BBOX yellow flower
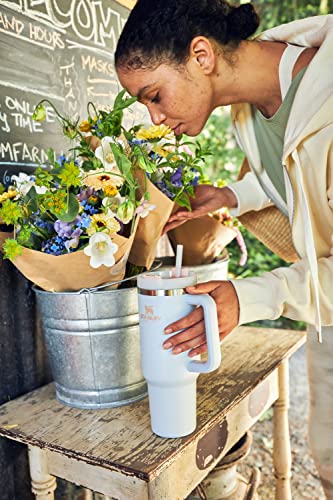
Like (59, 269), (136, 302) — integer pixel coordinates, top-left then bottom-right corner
(104, 185), (118, 197)
(87, 213), (121, 237)
(79, 120), (91, 133)
(154, 144), (173, 158)
(135, 124), (174, 141)
(0, 189), (18, 204)
(79, 116), (98, 133)
(83, 169), (123, 189)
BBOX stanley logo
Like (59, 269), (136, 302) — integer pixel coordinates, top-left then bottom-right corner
(140, 305), (161, 321)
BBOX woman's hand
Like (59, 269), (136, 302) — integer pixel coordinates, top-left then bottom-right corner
(163, 281), (240, 357)
(163, 185), (238, 234)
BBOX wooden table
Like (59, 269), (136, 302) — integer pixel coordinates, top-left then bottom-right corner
(0, 326), (305, 500)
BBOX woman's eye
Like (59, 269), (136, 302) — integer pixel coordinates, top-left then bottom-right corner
(151, 93), (160, 104)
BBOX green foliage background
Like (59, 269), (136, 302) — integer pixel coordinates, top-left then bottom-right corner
(195, 1), (332, 330)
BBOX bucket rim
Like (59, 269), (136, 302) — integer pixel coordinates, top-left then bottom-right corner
(32, 284), (138, 296)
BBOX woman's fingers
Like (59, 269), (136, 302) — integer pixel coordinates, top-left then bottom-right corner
(163, 322), (206, 353)
(188, 331), (230, 357)
(162, 218), (187, 235)
(162, 209), (205, 234)
(164, 306), (203, 335)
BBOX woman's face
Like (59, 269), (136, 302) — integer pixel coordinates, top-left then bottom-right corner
(117, 60), (215, 137)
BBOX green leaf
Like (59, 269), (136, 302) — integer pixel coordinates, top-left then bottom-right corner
(57, 192), (79, 222)
(24, 186), (38, 213)
(114, 89), (137, 111)
(186, 185), (195, 198)
(46, 148), (57, 167)
(109, 142), (133, 181)
(175, 191), (192, 211)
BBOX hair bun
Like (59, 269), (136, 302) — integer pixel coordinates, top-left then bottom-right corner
(226, 3), (260, 41)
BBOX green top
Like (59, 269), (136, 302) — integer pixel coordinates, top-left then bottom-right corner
(252, 67), (307, 203)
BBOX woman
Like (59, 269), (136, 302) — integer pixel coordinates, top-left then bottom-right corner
(115, 1), (333, 495)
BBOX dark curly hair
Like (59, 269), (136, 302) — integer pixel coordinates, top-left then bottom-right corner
(115, 0), (260, 71)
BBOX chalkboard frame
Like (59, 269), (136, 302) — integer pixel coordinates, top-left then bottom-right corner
(116, 0), (136, 8)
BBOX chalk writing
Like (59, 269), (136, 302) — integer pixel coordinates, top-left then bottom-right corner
(0, 0), (147, 177)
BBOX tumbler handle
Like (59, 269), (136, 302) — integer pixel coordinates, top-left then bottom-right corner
(184, 294), (221, 373)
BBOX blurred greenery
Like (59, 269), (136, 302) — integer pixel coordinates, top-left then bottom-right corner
(193, 1), (333, 330)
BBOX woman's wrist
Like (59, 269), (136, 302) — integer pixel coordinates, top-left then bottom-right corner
(219, 186), (238, 210)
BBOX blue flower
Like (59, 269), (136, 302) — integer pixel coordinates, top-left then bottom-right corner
(170, 167), (183, 188)
(42, 236), (66, 255)
(76, 213), (91, 229)
(56, 155), (79, 167)
(56, 155), (67, 167)
(189, 167), (200, 187)
(81, 201), (99, 215)
(156, 181), (175, 199)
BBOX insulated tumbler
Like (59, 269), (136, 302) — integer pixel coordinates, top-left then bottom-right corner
(137, 270), (221, 438)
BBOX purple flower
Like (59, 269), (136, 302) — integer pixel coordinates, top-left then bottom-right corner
(170, 167), (183, 188)
(54, 221), (72, 238)
(64, 232), (81, 252)
(71, 228), (82, 238)
(77, 187), (95, 202)
(54, 220), (74, 238)
(54, 217), (84, 238)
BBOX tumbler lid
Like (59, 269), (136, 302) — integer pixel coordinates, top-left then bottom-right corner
(137, 270), (196, 291)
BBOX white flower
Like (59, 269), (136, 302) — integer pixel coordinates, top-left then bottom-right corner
(117, 200), (136, 224)
(135, 200), (156, 218)
(84, 232), (118, 268)
(12, 172), (47, 195)
(94, 137), (124, 187)
(102, 193), (125, 217)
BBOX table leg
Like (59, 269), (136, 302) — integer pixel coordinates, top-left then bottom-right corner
(82, 489), (94, 500)
(28, 446), (57, 499)
(273, 360), (292, 500)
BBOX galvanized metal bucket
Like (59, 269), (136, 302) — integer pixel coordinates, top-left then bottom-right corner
(33, 286), (147, 409)
(33, 251), (228, 410)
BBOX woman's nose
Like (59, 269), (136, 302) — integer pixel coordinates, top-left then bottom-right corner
(149, 107), (167, 125)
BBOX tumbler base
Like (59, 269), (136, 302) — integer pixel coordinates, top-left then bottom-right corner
(148, 382), (197, 438)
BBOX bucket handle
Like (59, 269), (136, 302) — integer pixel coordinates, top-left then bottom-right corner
(79, 259), (163, 294)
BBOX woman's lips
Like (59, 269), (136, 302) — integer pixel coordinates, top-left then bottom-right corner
(173, 125), (182, 135)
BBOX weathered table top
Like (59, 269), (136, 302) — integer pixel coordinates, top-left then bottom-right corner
(0, 327), (305, 485)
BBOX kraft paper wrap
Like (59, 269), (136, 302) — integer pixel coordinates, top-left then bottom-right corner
(168, 216), (236, 266)
(0, 218), (139, 292)
(237, 159), (299, 263)
(129, 171), (174, 268)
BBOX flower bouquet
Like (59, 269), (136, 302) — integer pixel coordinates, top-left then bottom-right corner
(168, 179), (248, 266)
(0, 90), (154, 292)
(124, 125), (246, 267)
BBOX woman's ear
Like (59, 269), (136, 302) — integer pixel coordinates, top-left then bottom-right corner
(189, 36), (216, 75)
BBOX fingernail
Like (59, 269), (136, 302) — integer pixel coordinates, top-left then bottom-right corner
(173, 347), (182, 354)
(189, 351), (197, 357)
(164, 328), (172, 334)
(163, 341), (172, 349)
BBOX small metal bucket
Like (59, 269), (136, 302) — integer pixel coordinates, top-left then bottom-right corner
(34, 286), (147, 409)
(33, 252), (228, 410)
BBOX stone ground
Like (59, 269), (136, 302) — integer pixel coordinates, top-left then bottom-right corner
(238, 344), (325, 499)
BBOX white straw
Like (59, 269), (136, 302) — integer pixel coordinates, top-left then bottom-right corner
(175, 244), (183, 278)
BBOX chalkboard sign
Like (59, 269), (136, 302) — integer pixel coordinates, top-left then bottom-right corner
(0, 0), (145, 186)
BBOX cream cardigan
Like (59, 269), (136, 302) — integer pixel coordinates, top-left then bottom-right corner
(228, 15), (333, 340)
